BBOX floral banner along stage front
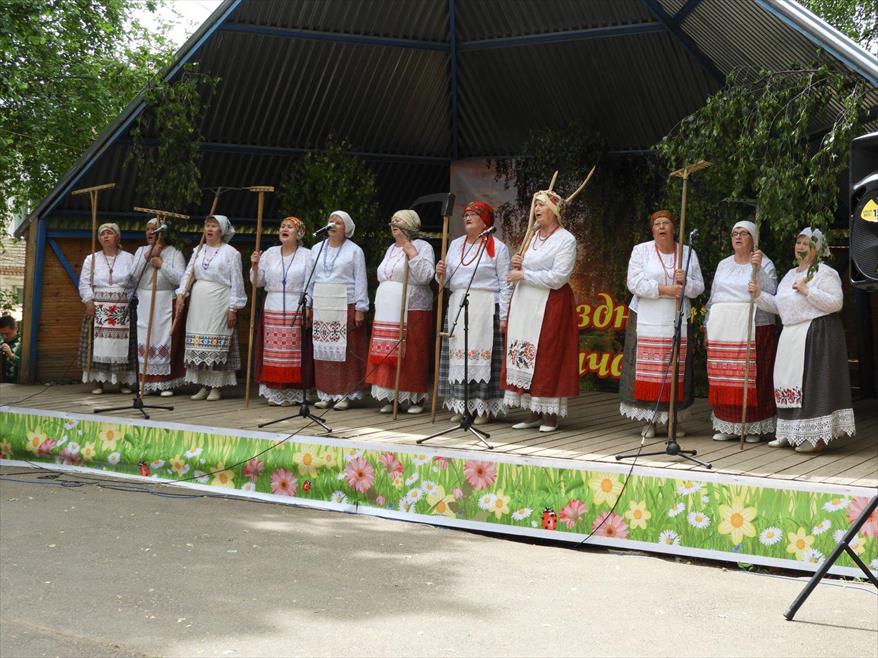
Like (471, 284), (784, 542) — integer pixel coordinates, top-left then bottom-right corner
(1, 407), (875, 578)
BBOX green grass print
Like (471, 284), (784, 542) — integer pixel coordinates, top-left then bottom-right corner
(1, 411), (875, 572)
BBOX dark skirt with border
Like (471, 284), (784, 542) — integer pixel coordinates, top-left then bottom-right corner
(775, 314), (855, 446)
(618, 309), (695, 425)
(438, 304), (505, 417)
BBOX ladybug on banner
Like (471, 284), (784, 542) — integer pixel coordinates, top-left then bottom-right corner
(541, 507), (557, 530)
(138, 461), (151, 477)
(302, 480), (311, 493)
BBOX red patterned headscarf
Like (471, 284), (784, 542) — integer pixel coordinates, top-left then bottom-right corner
(464, 200), (495, 257)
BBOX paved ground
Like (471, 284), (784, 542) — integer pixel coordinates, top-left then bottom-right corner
(1, 467), (876, 657)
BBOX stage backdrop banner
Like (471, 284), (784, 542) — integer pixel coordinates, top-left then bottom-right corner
(2, 407), (875, 578)
(451, 160), (630, 387)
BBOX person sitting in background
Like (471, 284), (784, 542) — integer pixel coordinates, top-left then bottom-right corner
(0, 315), (21, 383)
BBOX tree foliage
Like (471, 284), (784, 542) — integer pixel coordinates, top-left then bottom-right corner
(801, 0), (877, 52)
(0, 0), (174, 233)
(655, 63), (867, 278)
(277, 134), (382, 263)
(127, 63), (220, 215)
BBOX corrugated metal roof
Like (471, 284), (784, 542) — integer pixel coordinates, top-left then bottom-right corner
(17, 0), (878, 238)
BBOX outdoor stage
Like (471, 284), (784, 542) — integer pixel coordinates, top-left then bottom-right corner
(1, 383), (876, 577)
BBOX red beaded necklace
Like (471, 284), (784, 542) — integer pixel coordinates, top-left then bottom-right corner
(460, 238), (484, 267)
(654, 242), (677, 284)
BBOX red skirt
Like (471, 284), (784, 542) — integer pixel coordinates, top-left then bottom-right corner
(711, 323), (778, 423)
(253, 308), (314, 389)
(365, 309), (432, 394)
(314, 305), (368, 397)
(502, 284), (579, 399)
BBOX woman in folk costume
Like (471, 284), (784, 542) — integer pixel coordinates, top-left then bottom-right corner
(250, 216), (312, 406)
(174, 214), (246, 401)
(366, 210), (436, 414)
(503, 190), (579, 433)
(750, 228), (855, 453)
(130, 217), (186, 396)
(618, 209), (704, 437)
(435, 201), (513, 424)
(706, 220), (779, 442)
(307, 210), (369, 410)
(79, 223), (137, 394)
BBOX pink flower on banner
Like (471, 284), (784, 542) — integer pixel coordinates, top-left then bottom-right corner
(379, 452), (404, 477)
(464, 460), (497, 490)
(243, 458), (264, 481)
(452, 487), (464, 500)
(376, 496), (386, 507)
(346, 456), (376, 493)
(559, 499), (588, 529)
(37, 438), (57, 456)
(433, 456), (449, 470)
(592, 512), (629, 539)
(270, 468), (297, 496)
(58, 446), (80, 465)
(848, 497), (878, 537)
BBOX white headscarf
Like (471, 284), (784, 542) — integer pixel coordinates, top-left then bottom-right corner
(330, 210), (355, 238)
(732, 220), (758, 244)
(208, 214), (235, 244)
(798, 226), (829, 260)
(147, 217), (160, 228)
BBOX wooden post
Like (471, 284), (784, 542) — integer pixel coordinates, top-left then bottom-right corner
(71, 183), (116, 380)
(667, 161), (709, 438)
(392, 259), (410, 420)
(431, 213), (451, 422)
(739, 215), (761, 450)
(244, 186), (274, 407)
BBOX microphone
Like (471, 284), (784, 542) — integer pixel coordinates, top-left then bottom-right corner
(153, 224), (169, 234)
(478, 226), (497, 239)
(313, 223), (335, 237)
(689, 228), (699, 240)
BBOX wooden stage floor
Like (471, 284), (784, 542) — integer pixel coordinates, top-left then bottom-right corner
(2, 383), (876, 489)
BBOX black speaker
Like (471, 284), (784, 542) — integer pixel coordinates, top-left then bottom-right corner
(850, 132), (878, 289)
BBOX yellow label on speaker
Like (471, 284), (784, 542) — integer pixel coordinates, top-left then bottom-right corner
(861, 198), (878, 222)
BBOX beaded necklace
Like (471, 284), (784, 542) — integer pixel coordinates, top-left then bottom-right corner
(654, 242), (677, 284)
(322, 239), (344, 276)
(280, 247), (298, 315)
(459, 238), (483, 267)
(531, 224), (560, 251)
(201, 245), (221, 271)
(102, 252), (117, 286)
(381, 244), (407, 280)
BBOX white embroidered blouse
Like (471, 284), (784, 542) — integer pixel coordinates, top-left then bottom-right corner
(626, 240), (705, 315)
(130, 245), (186, 292)
(176, 243), (247, 310)
(79, 250), (136, 302)
(520, 227), (577, 289)
(754, 263), (843, 325)
(376, 239), (436, 312)
(707, 254), (778, 326)
(307, 239), (369, 311)
(441, 236), (513, 321)
(251, 245), (312, 294)
(250, 245), (312, 313)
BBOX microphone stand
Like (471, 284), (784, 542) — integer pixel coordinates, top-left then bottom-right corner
(616, 231), (710, 468)
(418, 234), (493, 449)
(259, 233), (331, 432)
